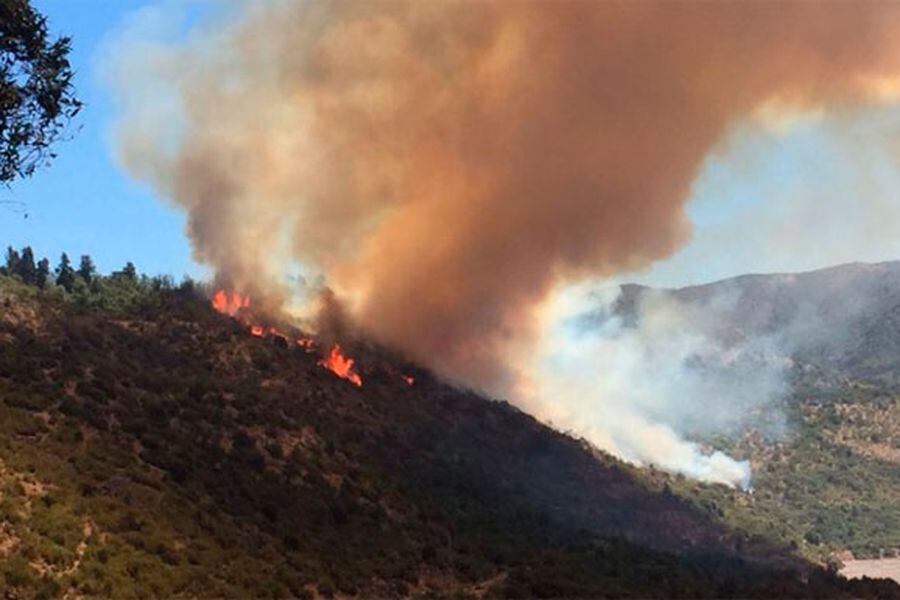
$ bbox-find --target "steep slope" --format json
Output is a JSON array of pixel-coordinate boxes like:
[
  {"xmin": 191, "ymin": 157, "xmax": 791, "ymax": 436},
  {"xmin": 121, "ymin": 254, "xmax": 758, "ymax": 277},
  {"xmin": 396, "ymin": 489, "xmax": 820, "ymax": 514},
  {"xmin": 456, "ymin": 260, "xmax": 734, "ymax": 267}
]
[{"xmin": 0, "ymin": 275, "xmax": 892, "ymax": 598}]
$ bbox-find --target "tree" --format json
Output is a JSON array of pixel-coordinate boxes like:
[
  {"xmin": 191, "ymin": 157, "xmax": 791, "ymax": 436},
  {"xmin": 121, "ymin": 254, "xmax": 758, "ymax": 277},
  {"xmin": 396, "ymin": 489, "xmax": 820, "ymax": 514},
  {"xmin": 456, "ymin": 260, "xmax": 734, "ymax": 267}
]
[
  {"xmin": 34, "ymin": 256, "xmax": 48, "ymax": 287},
  {"xmin": 122, "ymin": 261, "xmax": 136, "ymax": 280},
  {"xmin": 4, "ymin": 245, "xmax": 19, "ymax": 275},
  {"xmin": 54, "ymin": 252, "xmax": 73, "ymax": 291},
  {"xmin": 77, "ymin": 254, "xmax": 94, "ymax": 284},
  {"xmin": 112, "ymin": 261, "xmax": 136, "ymax": 281},
  {"xmin": 17, "ymin": 245, "xmax": 34, "ymax": 283},
  {"xmin": 0, "ymin": 0, "xmax": 81, "ymax": 183}
]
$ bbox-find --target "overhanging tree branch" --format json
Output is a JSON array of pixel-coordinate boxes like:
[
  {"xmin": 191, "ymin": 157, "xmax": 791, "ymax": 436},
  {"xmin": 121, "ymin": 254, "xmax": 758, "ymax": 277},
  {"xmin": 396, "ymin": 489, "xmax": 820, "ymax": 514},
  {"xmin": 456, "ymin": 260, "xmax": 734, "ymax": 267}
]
[{"xmin": 0, "ymin": 0, "xmax": 81, "ymax": 184}]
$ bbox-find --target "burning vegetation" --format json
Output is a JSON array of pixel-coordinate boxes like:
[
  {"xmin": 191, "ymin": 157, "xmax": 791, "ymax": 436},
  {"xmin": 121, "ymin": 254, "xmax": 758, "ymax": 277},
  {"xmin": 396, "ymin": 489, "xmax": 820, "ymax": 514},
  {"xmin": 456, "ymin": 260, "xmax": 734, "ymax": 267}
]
[
  {"xmin": 211, "ymin": 289, "xmax": 364, "ymax": 387},
  {"xmin": 317, "ymin": 344, "xmax": 362, "ymax": 387},
  {"xmin": 211, "ymin": 290, "xmax": 250, "ymax": 316}
]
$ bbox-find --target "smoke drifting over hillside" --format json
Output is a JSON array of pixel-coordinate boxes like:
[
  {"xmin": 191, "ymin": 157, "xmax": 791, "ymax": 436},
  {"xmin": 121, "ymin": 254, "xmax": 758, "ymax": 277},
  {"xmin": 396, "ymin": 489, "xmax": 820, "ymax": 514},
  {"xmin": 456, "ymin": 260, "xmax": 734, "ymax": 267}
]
[
  {"xmin": 522, "ymin": 285, "xmax": 791, "ymax": 487},
  {"xmin": 110, "ymin": 2, "xmax": 900, "ymax": 485}
]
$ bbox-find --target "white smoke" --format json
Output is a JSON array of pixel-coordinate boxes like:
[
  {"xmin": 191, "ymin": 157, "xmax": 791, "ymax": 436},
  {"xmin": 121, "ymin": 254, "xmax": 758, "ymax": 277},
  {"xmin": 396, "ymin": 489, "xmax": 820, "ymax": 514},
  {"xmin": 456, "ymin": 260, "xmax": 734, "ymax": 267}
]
[{"xmin": 517, "ymin": 284, "xmax": 791, "ymax": 488}]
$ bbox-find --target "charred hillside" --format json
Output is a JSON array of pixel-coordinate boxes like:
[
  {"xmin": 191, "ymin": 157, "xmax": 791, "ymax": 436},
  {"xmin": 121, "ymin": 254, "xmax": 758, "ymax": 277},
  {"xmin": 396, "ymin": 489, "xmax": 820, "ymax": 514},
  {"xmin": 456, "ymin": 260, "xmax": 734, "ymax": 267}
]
[{"xmin": 0, "ymin": 273, "xmax": 896, "ymax": 598}]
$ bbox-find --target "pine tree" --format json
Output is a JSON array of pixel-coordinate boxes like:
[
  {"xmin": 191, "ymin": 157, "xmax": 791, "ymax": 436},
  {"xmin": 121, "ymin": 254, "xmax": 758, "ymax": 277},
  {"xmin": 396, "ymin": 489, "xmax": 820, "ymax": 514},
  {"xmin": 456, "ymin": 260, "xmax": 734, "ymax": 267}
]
[
  {"xmin": 35, "ymin": 258, "xmax": 50, "ymax": 289},
  {"xmin": 55, "ymin": 253, "xmax": 75, "ymax": 292},
  {"xmin": 5, "ymin": 246, "xmax": 20, "ymax": 276},
  {"xmin": 18, "ymin": 246, "xmax": 36, "ymax": 284},
  {"xmin": 77, "ymin": 254, "xmax": 95, "ymax": 284}
]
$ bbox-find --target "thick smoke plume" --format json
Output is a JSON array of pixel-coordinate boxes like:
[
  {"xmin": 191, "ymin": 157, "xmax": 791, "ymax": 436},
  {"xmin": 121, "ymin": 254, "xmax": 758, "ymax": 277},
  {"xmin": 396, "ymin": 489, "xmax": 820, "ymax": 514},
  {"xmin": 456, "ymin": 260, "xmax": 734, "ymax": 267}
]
[{"xmin": 110, "ymin": 2, "xmax": 900, "ymax": 484}]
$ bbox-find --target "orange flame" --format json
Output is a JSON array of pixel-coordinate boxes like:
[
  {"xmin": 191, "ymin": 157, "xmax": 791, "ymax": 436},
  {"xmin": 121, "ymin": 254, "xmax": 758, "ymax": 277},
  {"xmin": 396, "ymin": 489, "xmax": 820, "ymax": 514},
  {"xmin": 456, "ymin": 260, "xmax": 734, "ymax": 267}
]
[
  {"xmin": 318, "ymin": 344, "xmax": 362, "ymax": 386},
  {"xmin": 212, "ymin": 290, "xmax": 250, "ymax": 316},
  {"xmin": 250, "ymin": 325, "xmax": 264, "ymax": 337},
  {"xmin": 402, "ymin": 375, "xmax": 414, "ymax": 386},
  {"xmin": 296, "ymin": 338, "xmax": 315, "ymax": 351}
]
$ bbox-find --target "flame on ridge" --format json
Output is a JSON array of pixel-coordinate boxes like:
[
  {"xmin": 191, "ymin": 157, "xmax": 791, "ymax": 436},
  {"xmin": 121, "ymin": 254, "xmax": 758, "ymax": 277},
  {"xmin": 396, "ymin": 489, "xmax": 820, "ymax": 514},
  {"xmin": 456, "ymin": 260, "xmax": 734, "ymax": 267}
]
[
  {"xmin": 212, "ymin": 290, "xmax": 250, "ymax": 316},
  {"xmin": 212, "ymin": 290, "xmax": 362, "ymax": 386},
  {"xmin": 318, "ymin": 344, "xmax": 362, "ymax": 387}
]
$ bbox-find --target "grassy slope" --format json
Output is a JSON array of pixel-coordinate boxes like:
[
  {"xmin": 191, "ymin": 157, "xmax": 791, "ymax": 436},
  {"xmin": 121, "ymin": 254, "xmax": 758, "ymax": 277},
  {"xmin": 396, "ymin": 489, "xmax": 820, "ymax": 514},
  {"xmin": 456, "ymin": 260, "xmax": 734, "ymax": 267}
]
[{"xmin": 0, "ymin": 275, "xmax": 895, "ymax": 598}]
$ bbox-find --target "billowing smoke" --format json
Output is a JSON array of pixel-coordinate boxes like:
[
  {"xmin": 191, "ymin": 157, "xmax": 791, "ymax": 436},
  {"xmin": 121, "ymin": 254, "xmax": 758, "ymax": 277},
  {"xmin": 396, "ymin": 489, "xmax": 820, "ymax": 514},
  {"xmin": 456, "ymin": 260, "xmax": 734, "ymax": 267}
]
[
  {"xmin": 519, "ymin": 284, "xmax": 791, "ymax": 488},
  {"xmin": 108, "ymin": 2, "xmax": 900, "ymax": 485}
]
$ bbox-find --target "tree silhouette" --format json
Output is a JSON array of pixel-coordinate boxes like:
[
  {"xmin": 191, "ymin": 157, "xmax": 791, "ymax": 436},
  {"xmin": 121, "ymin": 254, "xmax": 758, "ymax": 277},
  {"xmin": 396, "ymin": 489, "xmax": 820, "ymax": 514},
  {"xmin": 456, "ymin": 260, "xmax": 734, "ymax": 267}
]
[
  {"xmin": 122, "ymin": 261, "xmax": 137, "ymax": 280},
  {"xmin": 55, "ymin": 251, "xmax": 74, "ymax": 291},
  {"xmin": 18, "ymin": 245, "xmax": 35, "ymax": 283},
  {"xmin": 0, "ymin": 0, "xmax": 81, "ymax": 183},
  {"xmin": 34, "ymin": 256, "xmax": 48, "ymax": 288},
  {"xmin": 77, "ymin": 254, "xmax": 95, "ymax": 284},
  {"xmin": 112, "ymin": 260, "xmax": 137, "ymax": 281},
  {"xmin": 4, "ymin": 245, "xmax": 19, "ymax": 275}
]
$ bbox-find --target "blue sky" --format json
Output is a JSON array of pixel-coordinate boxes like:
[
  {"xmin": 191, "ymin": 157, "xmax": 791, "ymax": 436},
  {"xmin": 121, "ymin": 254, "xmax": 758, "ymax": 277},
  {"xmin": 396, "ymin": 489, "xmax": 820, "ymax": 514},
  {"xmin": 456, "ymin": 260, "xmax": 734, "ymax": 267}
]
[{"xmin": 4, "ymin": 2, "xmax": 900, "ymax": 289}]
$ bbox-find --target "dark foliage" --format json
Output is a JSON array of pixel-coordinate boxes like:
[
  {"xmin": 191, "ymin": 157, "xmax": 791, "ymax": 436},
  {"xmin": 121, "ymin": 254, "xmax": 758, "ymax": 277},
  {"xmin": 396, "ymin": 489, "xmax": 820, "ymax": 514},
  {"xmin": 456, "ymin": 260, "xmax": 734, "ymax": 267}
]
[
  {"xmin": 34, "ymin": 256, "xmax": 48, "ymax": 288},
  {"xmin": 54, "ymin": 251, "xmax": 73, "ymax": 291},
  {"xmin": 0, "ymin": 0, "xmax": 81, "ymax": 183},
  {"xmin": 3, "ymin": 244, "xmax": 18, "ymax": 274},
  {"xmin": 17, "ymin": 244, "xmax": 34, "ymax": 283},
  {"xmin": 77, "ymin": 254, "xmax": 94, "ymax": 285}
]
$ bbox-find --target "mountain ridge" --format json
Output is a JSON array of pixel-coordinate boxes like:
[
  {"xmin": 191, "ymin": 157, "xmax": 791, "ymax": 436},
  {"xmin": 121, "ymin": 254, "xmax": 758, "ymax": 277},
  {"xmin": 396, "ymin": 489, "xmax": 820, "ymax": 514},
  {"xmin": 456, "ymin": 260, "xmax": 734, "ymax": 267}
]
[{"xmin": 616, "ymin": 259, "xmax": 900, "ymax": 385}]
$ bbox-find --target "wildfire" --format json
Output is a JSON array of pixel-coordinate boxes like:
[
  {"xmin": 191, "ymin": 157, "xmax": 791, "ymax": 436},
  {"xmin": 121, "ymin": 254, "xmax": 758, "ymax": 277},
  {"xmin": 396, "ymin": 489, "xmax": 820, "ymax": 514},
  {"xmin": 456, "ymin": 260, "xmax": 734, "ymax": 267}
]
[
  {"xmin": 212, "ymin": 290, "xmax": 361, "ymax": 385},
  {"xmin": 212, "ymin": 290, "xmax": 250, "ymax": 315},
  {"xmin": 402, "ymin": 375, "xmax": 415, "ymax": 386},
  {"xmin": 318, "ymin": 344, "xmax": 363, "ymax": 387}
]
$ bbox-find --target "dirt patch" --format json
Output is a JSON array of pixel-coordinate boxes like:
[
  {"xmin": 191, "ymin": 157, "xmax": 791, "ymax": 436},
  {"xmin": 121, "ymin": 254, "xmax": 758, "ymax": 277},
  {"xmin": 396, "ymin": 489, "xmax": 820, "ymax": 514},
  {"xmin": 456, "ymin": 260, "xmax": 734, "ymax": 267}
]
[
  {"xmin": 19, "ymin": 478, "xmax": 52, "ymax": 498},
  {"xmin": 0, "ymin": 285, "xmax": 47, "ymax": 332},
  {"xmin": 0, "ymin": 522, "xmax": 20, "ymax": 557},
  {"xmin": 841, "ymin": 557, "xmax": 900, "ymax": 583}
]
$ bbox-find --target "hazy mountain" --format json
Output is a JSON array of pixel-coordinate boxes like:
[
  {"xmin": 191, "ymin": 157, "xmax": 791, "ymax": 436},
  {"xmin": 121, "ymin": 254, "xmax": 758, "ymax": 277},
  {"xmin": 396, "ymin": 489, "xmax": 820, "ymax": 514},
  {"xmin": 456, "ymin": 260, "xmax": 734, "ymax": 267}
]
[{"xmin": 616, "ymin": 260, "xmax": 900, "ymax": 384}]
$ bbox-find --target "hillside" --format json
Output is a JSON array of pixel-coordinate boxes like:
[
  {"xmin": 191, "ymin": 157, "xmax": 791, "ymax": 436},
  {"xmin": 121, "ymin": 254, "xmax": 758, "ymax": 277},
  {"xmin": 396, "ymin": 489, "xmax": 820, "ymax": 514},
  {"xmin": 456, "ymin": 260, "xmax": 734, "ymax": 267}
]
[
  {"xmin": 613, "ymin": 261, "xmax": 900, "ymax": 566},
  {"xmin": 0, "ymin": 272, "xmax": 894, "ymax": 598}
]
